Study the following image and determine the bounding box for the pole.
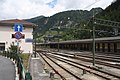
[33,27,36,58]
[92,25,95,66]
[92,9,95,66]
[17,40,19,54]
[34,31,37,58]
[57,29,60,52]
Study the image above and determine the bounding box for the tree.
[8,42,22,53]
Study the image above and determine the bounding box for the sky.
[0,0,114,20]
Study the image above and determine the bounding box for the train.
[36,36,120,53]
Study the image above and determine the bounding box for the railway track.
[50,51,120,69]
[39,52,120,80]
[76,54,120,62]
[39,53,66,80]
[62,52,120,66]
[50,49,120,57]
[63,51,120,61]
[39,52,83,80]
[61,50,120,58]
[38,49,120,58]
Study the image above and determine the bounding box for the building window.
[12,34,25,39]
[0,43,5,51]
[22,34,25,38]
[12,34,15,38]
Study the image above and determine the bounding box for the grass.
[20,53,30,70]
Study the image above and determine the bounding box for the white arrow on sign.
[17,25,21,32]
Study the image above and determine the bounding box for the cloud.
[0,0,114,20]
[47,0,57,8]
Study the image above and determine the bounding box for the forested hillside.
[95,0,120,37]
[97,0,120,22]
[26,8,102,42]
[26,0,120,42]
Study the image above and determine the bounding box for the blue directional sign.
[14,24,23,32]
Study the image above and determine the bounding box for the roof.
[58,36,120,44]
[37,36,120,45]
[0,19,37,27]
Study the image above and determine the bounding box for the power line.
[84,0,101,9]
[94,18,120,28]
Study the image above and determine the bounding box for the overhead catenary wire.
[83,0,101,10]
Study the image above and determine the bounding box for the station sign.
[25,38,33,43]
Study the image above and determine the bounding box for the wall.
[0,25,33,53]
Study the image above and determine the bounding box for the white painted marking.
[39,73,50,76]
[17,25,21,31]
[31,58,40,59]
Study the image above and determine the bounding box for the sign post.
[14,24,23,54]
[17,40,19,54]
[14,32,22,54]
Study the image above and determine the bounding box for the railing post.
[25,72,32,80]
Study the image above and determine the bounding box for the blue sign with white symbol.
[14,32,22,40]
[14,24,23,32]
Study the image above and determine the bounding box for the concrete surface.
[30,57,50,80]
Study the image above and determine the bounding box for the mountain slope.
[96,0,120,22]
[26,0,120,42]
[26,8,102,41]
[95,0,120,37]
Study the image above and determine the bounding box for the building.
[37,36,120,53]
[0,19,36,53]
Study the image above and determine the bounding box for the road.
[0,56,15,80]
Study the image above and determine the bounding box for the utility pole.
[33,26,37,58]
[92,23,95,66]
[82,0,101,66]
[92,9,95,66]
[57,21,62,52]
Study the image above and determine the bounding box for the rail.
[47,52,120,80]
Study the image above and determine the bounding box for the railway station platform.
[0,56,15,80]
[30,54,50,80]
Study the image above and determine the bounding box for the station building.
[0,19,36,53]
